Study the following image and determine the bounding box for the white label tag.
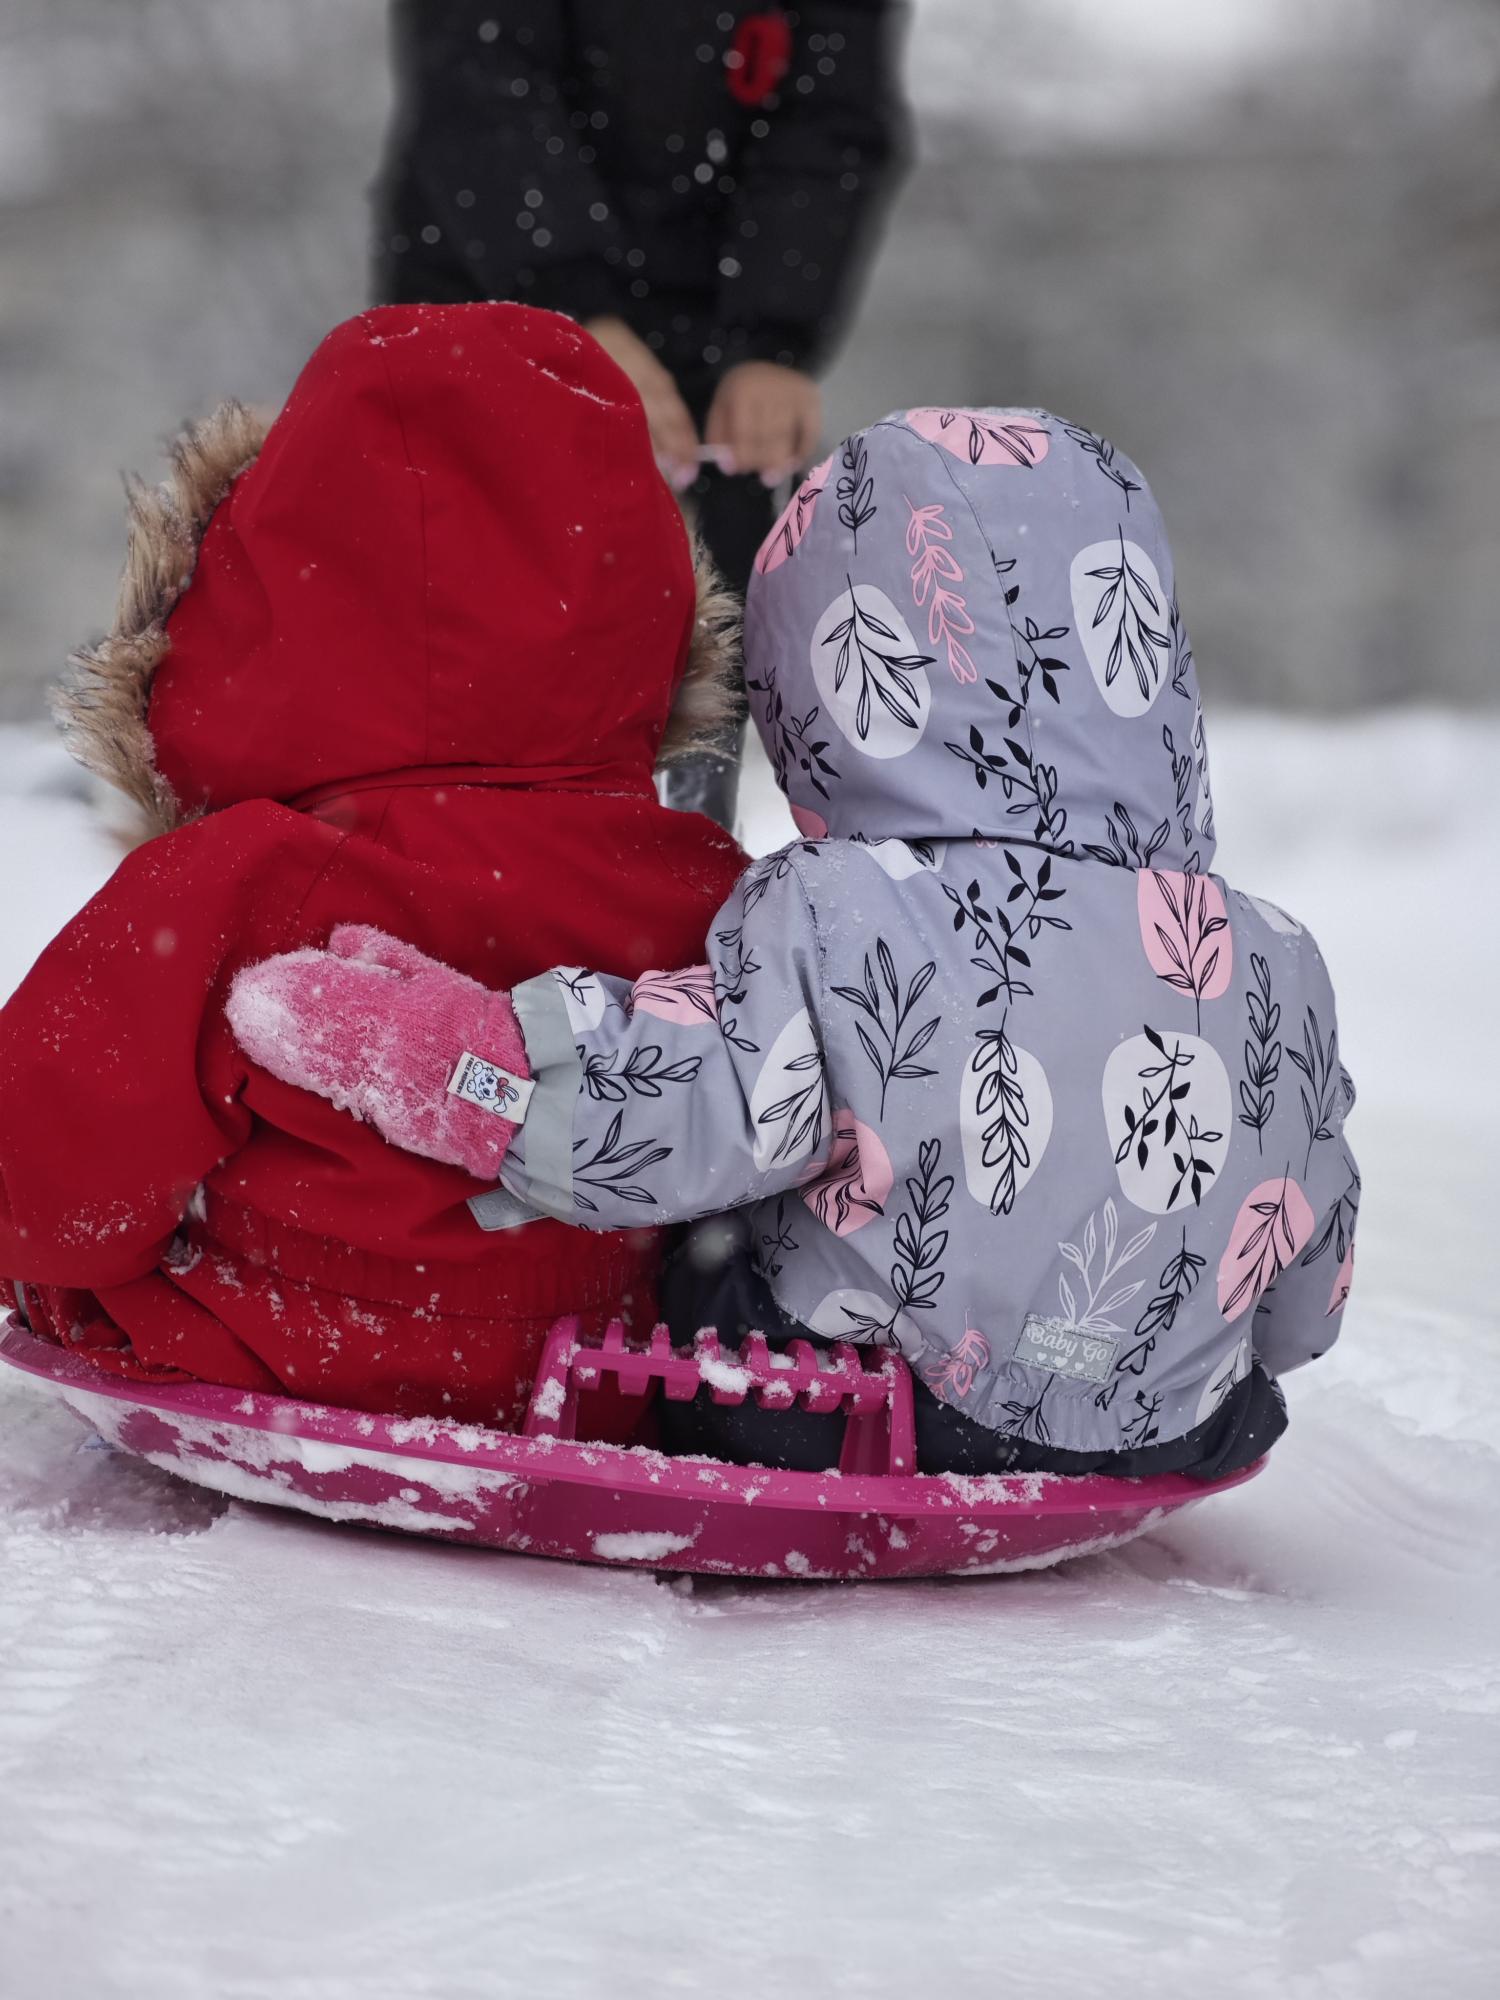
[1014,1314,1117,1384]
[447,1052,535,1122]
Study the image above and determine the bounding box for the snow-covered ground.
[2,714,1497,1998]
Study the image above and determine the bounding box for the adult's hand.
[705,362,822,486]
[585,315,700,489]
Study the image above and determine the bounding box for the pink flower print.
[1217,1175,1316,1322]
[905,408,1050,469]
[789,802,829,838]
[927,1327,992,1403]
[630,964,718,1029]
[800,1109,893,1236]
[754,454,833,575]
[905,497,977,684]
[1138,870,1232,1029]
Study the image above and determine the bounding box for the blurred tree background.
[1,0,1495,717]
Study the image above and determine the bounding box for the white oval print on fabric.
[862,837,948,881]
[1238,890,1303,937]
[555,968,608,1034]
[811,582,932,759]
[806,1287,921,1356]
[1071,532,1172,718]
[1102,1028,1231,1214]
[750,1009,829,1173]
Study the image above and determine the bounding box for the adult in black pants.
[374,1,910,828]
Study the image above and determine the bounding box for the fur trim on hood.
[55,402,268,838]
[56,402,742,839]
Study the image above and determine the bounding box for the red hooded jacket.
[0,304,744,1425]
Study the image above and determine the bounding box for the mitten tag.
[447,1052,534,1122]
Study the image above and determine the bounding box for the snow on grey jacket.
[483,408,1360,1454]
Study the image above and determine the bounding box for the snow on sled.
[0,1315,1259,1579]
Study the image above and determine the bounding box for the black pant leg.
[656,1216,843,1471]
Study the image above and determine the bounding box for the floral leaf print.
[800,1110,893,1237]
[755,454,833,575]
[813,1138,953,1343]
[997,1381,1053,1444]
[1121,1389,1163,1449]
[1287,1005,1341,1174]
[630,964,718,1030]
[811,580,933,757]
[906,407,1051,469]
[926,1325,991,1404]
[905,498,977,684]
[1326,1242,1355,1317]
[1096,1228,1205,1408]
[1056,1197,1158,1335]
[889,1137,953,1315]
[1237,952,1282,1152]
[943,566,1074,848]
[1071,529,1173,717]
[945,715,1070,849]
[1161,723,1199,867]
[960,1017,1053,1215]
[1082,801,1173,870]
[835,431,876,549]
[1168,591,1194,697]
[746,653,841,803]
[571,1111,673,1214]
[1191,700,1215,839]
[555,967,610,1034]
[1137,870,1232,1030]
[829,937,941,1115]
[1300,1156,1361,1269]
[757,1196,799,1281]
[1302,1157,1360,1317]
[579,1044,703,1103]
[1102,1026,1231,1215]
[1003,597,1072,712]
[748,1009,828,1172]
[738,846,817,917]
[1217,1174,1316,1322]
[1061,421,1142,509]
[942,853,1071,1009]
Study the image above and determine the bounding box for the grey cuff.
[468,971,583,1233]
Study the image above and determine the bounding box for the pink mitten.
[227,924,531,1179]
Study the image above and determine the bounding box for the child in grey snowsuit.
[232,408,1359,1478]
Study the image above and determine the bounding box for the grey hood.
[745,408,1214,871]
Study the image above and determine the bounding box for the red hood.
[147,304,700,813]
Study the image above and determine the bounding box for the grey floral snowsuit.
[481,408,1359,1456]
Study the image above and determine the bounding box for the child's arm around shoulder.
[502,846,832,1227]
[228,845,835,1228]
[0,800,344,1289]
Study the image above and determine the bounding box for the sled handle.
[523,1318,915,1475]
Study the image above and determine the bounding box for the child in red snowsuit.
[0,304,744,1427]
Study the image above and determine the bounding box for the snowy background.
[2,715,1498,1996]
[0,0,1497,714]
[2,1,1499,1992]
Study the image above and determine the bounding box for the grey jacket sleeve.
[482,854,832,1231]
[1251,1146,1361,1379]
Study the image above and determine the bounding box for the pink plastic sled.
[0,1314,1258,1579]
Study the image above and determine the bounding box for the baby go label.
[1013,1315,1117,1384]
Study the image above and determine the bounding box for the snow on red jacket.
[0,304,744,1425]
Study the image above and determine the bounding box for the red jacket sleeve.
[0,802,342,1290]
